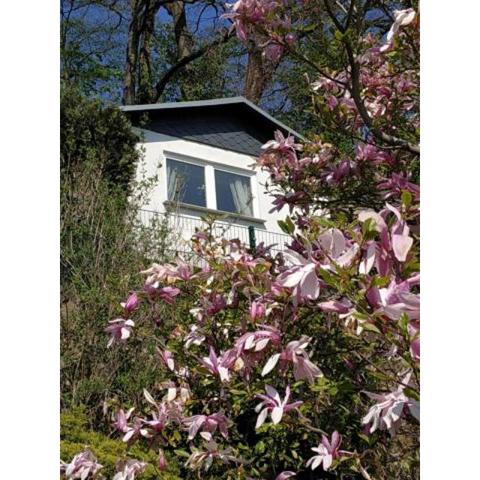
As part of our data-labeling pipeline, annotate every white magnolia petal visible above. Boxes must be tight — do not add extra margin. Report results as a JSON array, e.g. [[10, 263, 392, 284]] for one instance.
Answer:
[[255, 408, 269, 429], [271, 406, 284, 424], [311, 455, 323, 470], [323, 454, 333, 470], [255, 338, 270, 352], [244, 335, 255, 350], [143, 389, 156, 405], [265, 385, 281, 404], [262, 353, 281, 376], [167, 387, 177, 402]]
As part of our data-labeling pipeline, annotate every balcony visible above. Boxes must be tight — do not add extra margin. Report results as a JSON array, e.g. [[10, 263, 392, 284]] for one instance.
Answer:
[[139, 209, 291, 256]]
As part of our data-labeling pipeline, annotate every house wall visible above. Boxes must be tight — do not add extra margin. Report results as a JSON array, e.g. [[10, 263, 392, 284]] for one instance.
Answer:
[[134, 128, 289, 250]]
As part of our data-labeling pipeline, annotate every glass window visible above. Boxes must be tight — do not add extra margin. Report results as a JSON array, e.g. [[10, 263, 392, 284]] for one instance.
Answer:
[[167, 159, 206, 207], [215, 170, 253, 216]]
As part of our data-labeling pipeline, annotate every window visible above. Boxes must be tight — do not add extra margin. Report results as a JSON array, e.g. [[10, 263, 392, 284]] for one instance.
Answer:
[[167, 158, 206, 207], [214, 169, 253, 216]]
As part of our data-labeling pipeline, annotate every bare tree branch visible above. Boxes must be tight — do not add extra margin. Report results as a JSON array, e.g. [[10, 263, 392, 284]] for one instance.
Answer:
[[153, 27, 234, 102]]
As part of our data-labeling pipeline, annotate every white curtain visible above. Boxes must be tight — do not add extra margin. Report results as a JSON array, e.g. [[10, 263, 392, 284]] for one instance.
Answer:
[[167, 167, 180, 201], [229, 178, 252, 216]]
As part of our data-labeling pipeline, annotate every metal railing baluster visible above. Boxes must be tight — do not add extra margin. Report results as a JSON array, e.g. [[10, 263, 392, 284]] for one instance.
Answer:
[[138, 209, 291, 255]]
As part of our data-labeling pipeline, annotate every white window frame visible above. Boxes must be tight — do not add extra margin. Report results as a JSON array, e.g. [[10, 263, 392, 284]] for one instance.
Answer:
[[162, 150, 260, 219], [165, 156, 207, 208]]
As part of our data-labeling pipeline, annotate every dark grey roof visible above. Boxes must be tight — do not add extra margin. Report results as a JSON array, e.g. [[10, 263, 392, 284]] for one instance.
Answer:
[[120, 97, 303, 156]]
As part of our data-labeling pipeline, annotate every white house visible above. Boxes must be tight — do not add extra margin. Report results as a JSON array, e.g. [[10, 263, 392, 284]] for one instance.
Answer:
[[120, 97, 303, 254]]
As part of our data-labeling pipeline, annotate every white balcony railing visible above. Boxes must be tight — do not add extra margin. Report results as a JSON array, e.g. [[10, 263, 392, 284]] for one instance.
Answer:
[[139, 209, 291, 256]]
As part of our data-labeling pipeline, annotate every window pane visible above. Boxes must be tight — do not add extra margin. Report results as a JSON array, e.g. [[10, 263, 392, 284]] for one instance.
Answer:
[[215, 170, 253, 216], [167, 159, 206, 207]]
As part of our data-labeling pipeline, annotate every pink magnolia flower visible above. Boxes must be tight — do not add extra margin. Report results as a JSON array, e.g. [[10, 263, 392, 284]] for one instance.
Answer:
[[141, 391, 181, 435], [61, 449, 103, 479], [144, 407, 169, 434], [170, 257, 193, 281], [113, 459, 147, 480], [380, 8, 417, 52], [185, 439, 243, 471], [262, 130, 302, 153], [268, 191, 306, 214], [184, 324, 206, 349], [263, 41, 284, 62], [356, 143, 394, 166], [358, 203, 414, 274], [306, 431, 348, 471], [158, 449, 167, 471], [362, 374, 420, 436], [157, 348, 175, 371], [200, 347, 231, 382], [141, 263, 174, 287], [276, 250, 320, 301], [326, 94, 339, 110], [367, 279, 420, 322], [205, 293, 227, 316], [249, 300, 266, 321], [113, 407, 134, 433], [105, 318, 135, 347], [318, 298, 353, 314], [378, 173, 420, 202], [158, 286, 181, 304], [316, 228, 360, 269], [235, 325, 281, 354], [276, 472, 296, 480], [121, 292, 139, 314], [254, 385, 302, 429], [223, 0, 280, 42], [324, 159, 353, 184], [184, 412, 229, 440], [122, 417, 149, 443], [262, 336, 323, 383]]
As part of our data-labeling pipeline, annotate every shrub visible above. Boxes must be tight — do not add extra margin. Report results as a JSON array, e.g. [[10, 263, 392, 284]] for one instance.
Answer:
[[84, 4, 420, 480], [60, 88, 178, 426], [60, 408, 182, 479]]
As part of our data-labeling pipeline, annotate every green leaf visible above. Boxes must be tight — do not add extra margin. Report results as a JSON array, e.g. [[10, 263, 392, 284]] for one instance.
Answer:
[[401, 190, 413, 208], [399, 312, 409, 333], [362, 322, 381, 334], [404, 387, 420, 401], [371, 276, 390, 288], [357, 432, 372, 445], [255, 441, 266, 454], [278, 216, 295, 235], [174, 449, 191, 458]]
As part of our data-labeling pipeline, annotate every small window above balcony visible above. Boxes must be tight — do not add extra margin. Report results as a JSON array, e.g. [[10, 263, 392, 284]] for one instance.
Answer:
[[166, 158, 206, 207], [214, 169, 253, 217]]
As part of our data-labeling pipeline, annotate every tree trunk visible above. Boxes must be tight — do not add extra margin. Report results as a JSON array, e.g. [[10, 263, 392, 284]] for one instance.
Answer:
[[165, 1, 194, 60], [123, 0, 142, 105], [164, 1, 194, 99], [137, 0, 158, 103], [244, 41, 283, 104]]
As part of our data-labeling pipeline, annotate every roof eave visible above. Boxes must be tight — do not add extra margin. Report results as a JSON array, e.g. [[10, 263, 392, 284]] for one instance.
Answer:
[[119, 96, 305, 141]]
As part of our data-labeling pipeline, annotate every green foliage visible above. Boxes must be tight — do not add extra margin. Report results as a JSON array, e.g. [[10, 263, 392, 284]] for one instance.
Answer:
[[60, 89, 177, 425], [61, 84, 139, 191], [60, 409, 182, 479]]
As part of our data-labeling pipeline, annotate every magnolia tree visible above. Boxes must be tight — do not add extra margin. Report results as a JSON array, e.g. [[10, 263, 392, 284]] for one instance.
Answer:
[[62, 1, 420, 479]]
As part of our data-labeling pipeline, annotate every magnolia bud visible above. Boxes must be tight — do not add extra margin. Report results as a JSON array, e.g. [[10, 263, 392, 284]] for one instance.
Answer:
[[121, 292, 139, 313], [158, 449, 167, 471]]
